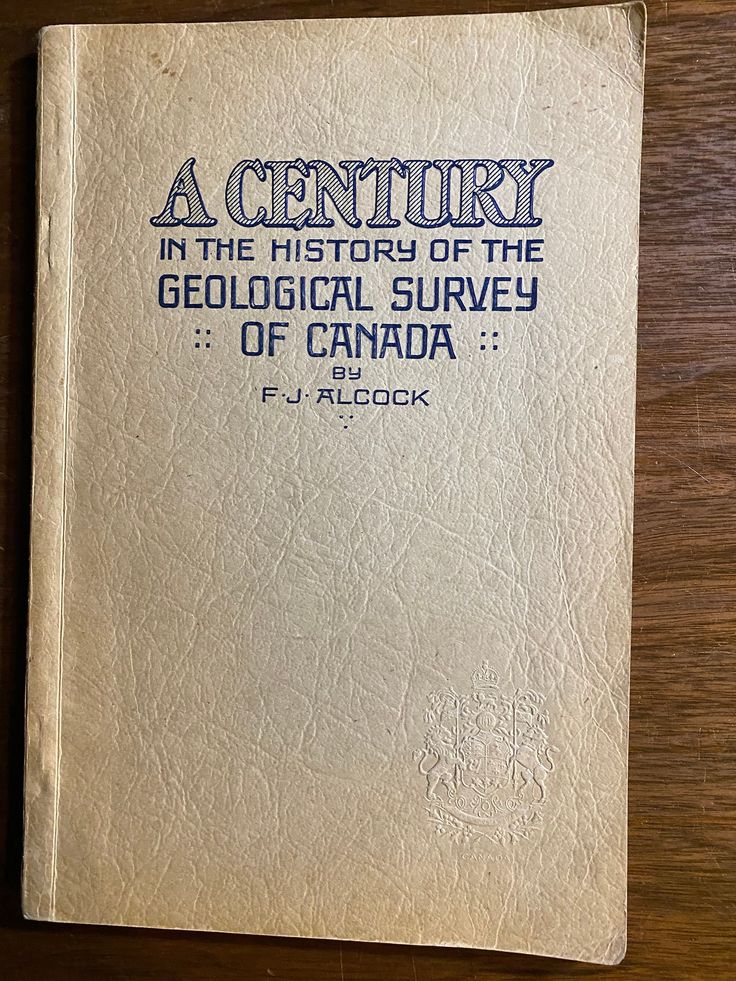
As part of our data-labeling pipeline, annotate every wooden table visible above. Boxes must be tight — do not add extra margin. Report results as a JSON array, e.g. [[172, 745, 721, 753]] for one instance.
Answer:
[[1, 1, 734, 977]]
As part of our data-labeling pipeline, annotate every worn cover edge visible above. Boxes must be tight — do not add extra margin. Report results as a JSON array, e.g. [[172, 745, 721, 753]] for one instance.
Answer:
[[23, 23, 76, 922]]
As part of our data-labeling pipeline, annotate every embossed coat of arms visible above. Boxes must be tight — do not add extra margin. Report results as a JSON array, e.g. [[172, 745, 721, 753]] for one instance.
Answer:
[[415, 662, 554, 844]]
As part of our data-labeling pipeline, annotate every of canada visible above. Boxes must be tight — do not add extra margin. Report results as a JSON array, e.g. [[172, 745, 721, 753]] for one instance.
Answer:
[[306, 321, 456, 360]]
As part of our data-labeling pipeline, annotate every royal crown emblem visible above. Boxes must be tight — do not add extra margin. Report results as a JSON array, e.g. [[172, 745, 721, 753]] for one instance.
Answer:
[[415, 661, 554, 844]]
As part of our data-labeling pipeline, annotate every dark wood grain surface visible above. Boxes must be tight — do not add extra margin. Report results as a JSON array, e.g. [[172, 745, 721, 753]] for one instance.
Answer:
[[1, 0, 734, 977]]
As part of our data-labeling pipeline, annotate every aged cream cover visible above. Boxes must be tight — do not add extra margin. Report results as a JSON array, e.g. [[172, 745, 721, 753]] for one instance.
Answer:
[[25, 4, 645, 964]]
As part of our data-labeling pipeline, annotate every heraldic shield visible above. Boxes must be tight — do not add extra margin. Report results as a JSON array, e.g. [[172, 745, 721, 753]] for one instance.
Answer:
[[415, 661, 554, 844]]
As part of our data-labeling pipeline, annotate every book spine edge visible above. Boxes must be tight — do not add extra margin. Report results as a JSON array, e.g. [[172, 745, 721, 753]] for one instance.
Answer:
[[23, 24, 76, 922]]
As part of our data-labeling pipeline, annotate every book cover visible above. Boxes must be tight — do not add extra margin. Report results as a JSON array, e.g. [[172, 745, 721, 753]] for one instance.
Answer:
[[24, 4, 645, 963]]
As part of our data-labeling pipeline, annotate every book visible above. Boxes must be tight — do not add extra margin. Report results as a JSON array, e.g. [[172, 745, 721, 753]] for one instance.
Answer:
[[24, 3, 645, 964]]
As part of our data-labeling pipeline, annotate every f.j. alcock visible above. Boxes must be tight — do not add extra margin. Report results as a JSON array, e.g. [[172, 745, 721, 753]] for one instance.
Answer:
[[150, 156, 554, 231]]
